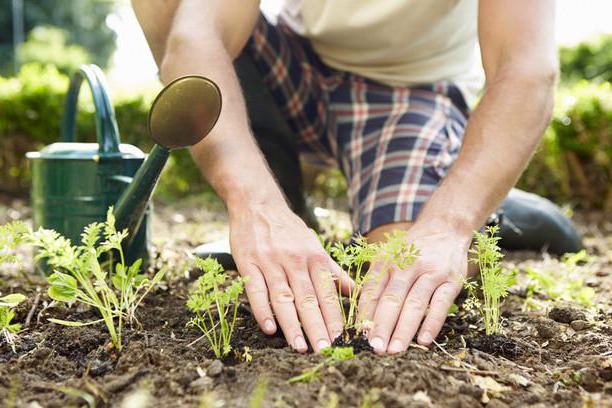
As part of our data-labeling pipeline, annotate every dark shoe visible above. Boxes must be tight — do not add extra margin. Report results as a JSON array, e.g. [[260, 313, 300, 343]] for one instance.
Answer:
[[193, 239, 236, 270], [497, 188, 583, 255]]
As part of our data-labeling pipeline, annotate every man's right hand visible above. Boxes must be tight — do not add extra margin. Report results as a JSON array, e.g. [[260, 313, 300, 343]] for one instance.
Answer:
[[229, 200, 352, 353]]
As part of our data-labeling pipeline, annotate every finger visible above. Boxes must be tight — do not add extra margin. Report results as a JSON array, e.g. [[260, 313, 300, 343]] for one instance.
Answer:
[[384, 276, 438, 354], [261, 263, 308, 352], [367, 267, 418, 354], [357, 261, 391, 329], [417, 281, 461, 346], [285, 259, 331, 352], [310, 258, 345, 342], [240, 264, 277, 335], [328, 258, 354, 297]]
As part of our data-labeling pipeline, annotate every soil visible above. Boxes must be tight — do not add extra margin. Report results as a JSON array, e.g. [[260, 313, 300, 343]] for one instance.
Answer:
[[0, 197, 611, 407]]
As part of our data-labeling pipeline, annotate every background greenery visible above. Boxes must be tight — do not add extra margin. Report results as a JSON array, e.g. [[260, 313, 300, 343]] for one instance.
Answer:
[[0, 0, 116, 75], [0, 32, 610, 210]]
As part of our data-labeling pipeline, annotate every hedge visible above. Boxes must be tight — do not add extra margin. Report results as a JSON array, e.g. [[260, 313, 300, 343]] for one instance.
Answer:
[[560, 34, 612, 84], [518, 81, 611, 210], [0, 64, 610, 209], [0, 64, 208, 199]]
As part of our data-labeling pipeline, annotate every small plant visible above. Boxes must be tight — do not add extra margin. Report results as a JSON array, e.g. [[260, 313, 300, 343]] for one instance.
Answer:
[[0, 293, 26, 352], [329, 231, 418, 336], [30, 208, 165, 351], [288, 346, 355, 383], [0, 221, 28, 264], [465, 226, 515, 335], [186, 256, 247, 359], [524, 250, 595, 309]]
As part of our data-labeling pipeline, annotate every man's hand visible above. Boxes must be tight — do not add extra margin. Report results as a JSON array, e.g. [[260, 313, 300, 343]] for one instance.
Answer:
[[358, 0, 556, 353], [358, 223, 471, 353], [230, 201, 351, 353]]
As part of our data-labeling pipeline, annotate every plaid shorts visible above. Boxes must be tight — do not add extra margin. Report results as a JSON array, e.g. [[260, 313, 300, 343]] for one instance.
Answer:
[[244, 15, 470, 234]]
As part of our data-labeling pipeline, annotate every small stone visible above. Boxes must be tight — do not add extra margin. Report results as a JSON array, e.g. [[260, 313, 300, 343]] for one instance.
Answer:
[[190, 377, 213, 390], [549, 306, 586, 324], [507, 373, 530, 387], [535, 319, 557, 339], [206, 360, 224, 377], [570, 320, 590, 331]]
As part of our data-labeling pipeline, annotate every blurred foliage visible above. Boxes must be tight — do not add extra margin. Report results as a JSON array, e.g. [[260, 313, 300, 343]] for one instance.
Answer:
[[17, 26, 90, 75], [518, 81, 611, 210], [560, 34, 612, 83], [0, 64, 209, 200], [0, 0, 116, 75], [0, 32, 611, 209]]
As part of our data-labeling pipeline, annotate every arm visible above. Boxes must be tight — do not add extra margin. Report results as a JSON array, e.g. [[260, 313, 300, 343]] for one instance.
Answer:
[[361, 0, 557, 353], [132, 0, 349, 352]]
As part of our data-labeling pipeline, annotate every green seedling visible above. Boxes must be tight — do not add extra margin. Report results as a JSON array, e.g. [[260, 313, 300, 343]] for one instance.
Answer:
[[329, 230, 418, 336], [0, 221, 28, 264], [466, 226, 515, 335], [186, 256, 246, 358], [524, 250, 595, 309], [29, 208, 165, 352], [288, 346, 355, 383], [0, 293, 26, 352]]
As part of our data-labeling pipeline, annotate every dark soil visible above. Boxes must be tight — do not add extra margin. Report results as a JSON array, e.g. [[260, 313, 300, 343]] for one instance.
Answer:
[[0, 199, 611, 407]]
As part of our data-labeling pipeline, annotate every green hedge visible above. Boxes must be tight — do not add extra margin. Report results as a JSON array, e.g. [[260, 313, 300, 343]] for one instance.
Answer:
[[518, 81, 611, 210], [0, 64, 209, 199], [560, 34, 612, 83]]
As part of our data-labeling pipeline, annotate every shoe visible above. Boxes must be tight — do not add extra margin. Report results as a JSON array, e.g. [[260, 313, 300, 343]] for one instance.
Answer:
[[497, 188, 583, 255], [193, 239, 236, 270]]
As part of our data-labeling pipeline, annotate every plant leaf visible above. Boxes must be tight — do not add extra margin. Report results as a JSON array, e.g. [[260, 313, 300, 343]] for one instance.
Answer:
[[48, 318, 104, 327], [0, 293, 26, 307], [47, 272, 78, 302]]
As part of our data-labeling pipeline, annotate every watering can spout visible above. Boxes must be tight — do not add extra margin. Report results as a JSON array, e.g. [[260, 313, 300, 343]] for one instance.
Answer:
[[113, 76, 222, 253]]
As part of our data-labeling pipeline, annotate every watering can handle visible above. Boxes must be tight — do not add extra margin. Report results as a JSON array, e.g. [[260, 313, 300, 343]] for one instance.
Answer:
[[60, 64, 121, 156]]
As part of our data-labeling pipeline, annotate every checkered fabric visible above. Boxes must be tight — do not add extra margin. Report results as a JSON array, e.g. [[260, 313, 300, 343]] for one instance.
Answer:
[[244, 15, 470, 234]]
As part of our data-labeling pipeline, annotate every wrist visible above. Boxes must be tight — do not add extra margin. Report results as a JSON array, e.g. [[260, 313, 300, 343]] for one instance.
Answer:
[[224, 180, 288, 217], [413, 212, 475, 250]]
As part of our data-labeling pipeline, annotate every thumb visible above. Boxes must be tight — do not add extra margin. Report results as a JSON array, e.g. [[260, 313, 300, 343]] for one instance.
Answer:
[[329, 259, 354, 296]]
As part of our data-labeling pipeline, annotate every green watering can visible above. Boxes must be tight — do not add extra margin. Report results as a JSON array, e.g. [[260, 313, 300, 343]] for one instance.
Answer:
[[26, 64, 222, 267]]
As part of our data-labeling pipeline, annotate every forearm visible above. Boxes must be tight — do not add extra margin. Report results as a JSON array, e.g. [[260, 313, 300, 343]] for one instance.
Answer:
[[418, 72, 556, 240], [157, 4, 286, 212]]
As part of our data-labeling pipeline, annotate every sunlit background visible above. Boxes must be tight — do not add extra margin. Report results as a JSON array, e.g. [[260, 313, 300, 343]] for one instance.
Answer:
[[0, 0, 610, 209]]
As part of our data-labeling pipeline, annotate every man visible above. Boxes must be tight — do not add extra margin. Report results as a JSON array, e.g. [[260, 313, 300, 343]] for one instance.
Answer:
[[133, 0, 570, 354]]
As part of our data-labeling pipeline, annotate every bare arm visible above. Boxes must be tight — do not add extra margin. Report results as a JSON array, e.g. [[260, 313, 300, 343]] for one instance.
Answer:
[[419, 0, 558, 237], [132, 0, 349, 352], [362, 0, 557, 353]]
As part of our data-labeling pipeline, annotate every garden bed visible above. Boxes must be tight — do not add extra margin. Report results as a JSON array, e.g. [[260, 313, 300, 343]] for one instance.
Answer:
[[0, 198, 610, 407]]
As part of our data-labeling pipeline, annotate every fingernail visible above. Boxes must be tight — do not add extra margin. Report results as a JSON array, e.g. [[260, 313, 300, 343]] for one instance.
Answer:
[[294, 336, 307, 352], [316, 339, 330, 351], [419, 331, 433, 345], [370, 337, 385, 352], [263, 319, 276, 334], [388, 339, 403, 354]]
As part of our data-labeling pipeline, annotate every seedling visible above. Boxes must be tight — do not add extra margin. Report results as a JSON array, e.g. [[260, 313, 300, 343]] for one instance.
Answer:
[[30, 208, 165, 351], [0, 221, 28, 264], [524, 250, 595, 309], [186, 256, 246, 358], [466, 226, 515, 335], [0, 293, 26, 352], [288, 346, 355, 383], [329, 230, 418, 336]]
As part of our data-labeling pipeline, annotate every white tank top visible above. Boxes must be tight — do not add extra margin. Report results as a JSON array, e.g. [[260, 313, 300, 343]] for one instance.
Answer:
[[280, 0, 484, 104]]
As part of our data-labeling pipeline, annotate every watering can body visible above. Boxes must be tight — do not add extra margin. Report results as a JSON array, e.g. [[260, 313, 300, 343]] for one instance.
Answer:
[[26, 65, 151, 266]]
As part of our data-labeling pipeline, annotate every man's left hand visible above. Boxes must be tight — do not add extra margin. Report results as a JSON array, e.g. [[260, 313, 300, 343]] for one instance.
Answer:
[[358, 224, 472, 354]]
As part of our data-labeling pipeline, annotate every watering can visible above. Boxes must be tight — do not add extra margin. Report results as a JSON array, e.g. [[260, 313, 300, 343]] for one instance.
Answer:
[[26, 64, 222, 267]]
